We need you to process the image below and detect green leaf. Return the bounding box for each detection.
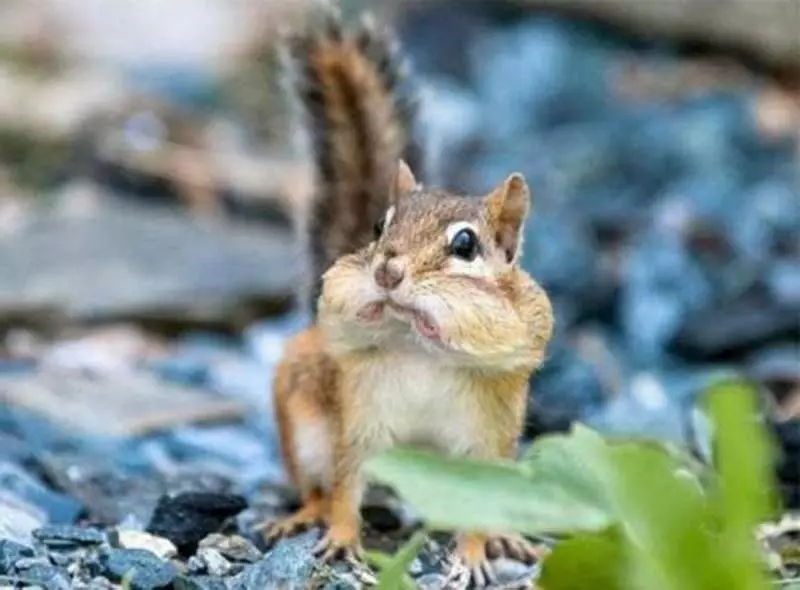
[364,446,611,536]
[365,550,395,572]
[603,440,719,590]
[375,531,427,590]
[538,527,627,590]
[706,379,777,590]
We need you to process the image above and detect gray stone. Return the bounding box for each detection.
[33,525,106,548]
[197,548,231,577]
[14,556,53,570]
[0,538,35,574]
[187,555,205,574]
[198,534,261,564]
[492,557,540,586]
[99,548,177,590]
[10,563,71,590]
[0,462,83,525]
[173,575,228,590]
[0,490,47,545]
[228,530,320,590]
[87,577,115,590]
[0,201,299,322]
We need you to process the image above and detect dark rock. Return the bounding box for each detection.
[773,420,800,509]
[99,548,177,590]
[671,291,799,360]
[146,492,247,555]
[174,575,228,590]
[10,563,70,590]
[0,538,34,574]
[229,530,319,590]
[748,344,800,407]
[526,337,607,437]
[33,525,106,548]
[361,485,419,534]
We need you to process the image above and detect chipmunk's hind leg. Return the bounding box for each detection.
[265,328,337,548]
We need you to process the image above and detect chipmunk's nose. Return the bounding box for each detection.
[374,256,405,290]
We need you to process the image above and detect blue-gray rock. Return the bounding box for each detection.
[174,575,228,590]
[622,232,713,365]
[33,451,165,527]
[13,556,52,570]
[33,525,106,548]
[229,530,319,590]
[0,538,34,574]
[9,563,70,590]
[0,461,84,525]
[99,548,177,590]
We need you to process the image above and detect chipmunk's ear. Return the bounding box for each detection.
[389,159,418,205]
[485,172,530,264]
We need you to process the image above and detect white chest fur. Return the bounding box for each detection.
[345,352,484,457]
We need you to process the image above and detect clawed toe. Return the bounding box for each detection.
[313,533,364,566]
[456,534,545,588]
[262,517,325,550]
[467,561,498,588]
[485,535,540,566]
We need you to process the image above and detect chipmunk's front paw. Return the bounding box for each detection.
[313,526,364,566]
[262,512,325,550]
[455,533,545,588]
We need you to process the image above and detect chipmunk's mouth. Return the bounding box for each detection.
[355,300,441,342]
[386,301,441,341]
[356,301,385,323]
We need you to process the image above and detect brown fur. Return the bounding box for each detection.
[280,6,423,315]
[269,8,555,586]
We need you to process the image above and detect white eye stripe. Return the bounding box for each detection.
[445,221,479,245]
[384,206,396,228]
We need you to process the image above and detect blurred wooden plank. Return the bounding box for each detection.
[397,0,800,74]
[0,370,248,437]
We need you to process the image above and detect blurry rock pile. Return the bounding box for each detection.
[0,0,798,588]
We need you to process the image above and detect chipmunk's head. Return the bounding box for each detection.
[320,160,552,369]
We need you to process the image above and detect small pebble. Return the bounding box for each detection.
[112,529,177,560]
[198,534,261,563]
[197,547,231,577]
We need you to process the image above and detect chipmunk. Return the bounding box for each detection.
[266,6,554,587]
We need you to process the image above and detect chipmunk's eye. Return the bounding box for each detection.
[449,228,480,261]
[373,218,385,240]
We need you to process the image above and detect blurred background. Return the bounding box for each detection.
[0,0,798,573]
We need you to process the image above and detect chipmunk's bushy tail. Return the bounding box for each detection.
[280,4,424,316]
